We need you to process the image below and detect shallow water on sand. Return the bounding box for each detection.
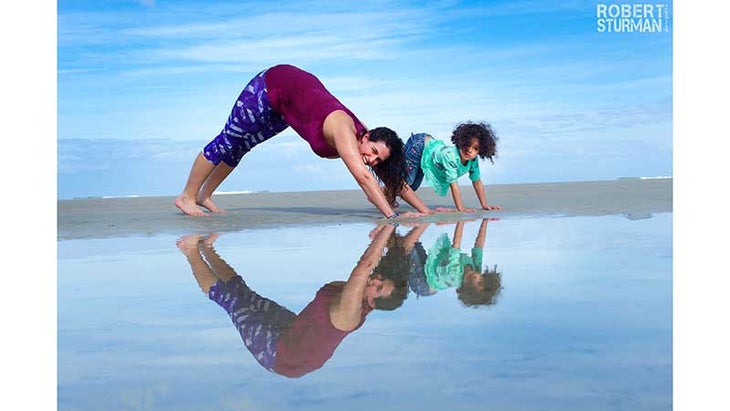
[58,213,672,411]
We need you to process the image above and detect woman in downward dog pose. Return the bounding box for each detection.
[176,225,405,378]
[175,64,430,219]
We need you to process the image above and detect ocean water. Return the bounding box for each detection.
[57,214,672,411]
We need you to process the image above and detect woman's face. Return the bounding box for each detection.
[366,274,394,299]
[359,134,391,167]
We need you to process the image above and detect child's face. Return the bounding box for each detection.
[464,271,484,289]
[459,138,480,163]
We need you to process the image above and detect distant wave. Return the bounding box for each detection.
[216,190,254,195]
[67,190,261,200]
[619,176,672,180]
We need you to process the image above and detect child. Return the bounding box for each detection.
[408,219,503,307]
[401,121,501,212]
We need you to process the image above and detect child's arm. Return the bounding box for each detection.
[474,218,488,248]
[472,179,501,210]
[450,182,477,212]
[402,223,430,253]
[452,221,466,249]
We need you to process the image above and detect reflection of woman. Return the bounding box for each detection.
[176,224,403,378]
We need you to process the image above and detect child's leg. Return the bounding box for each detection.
[404,133,427,190]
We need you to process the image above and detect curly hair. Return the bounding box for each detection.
[450,121,498,164]
[456,265,503,308]
[367,127,407,202]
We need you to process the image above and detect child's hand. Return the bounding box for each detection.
[482,205,502,210]
[458,207,477,212]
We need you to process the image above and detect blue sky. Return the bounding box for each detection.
[56,0,673,198]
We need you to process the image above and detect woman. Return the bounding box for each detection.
[176,225,405,377]
[175,64,431,218]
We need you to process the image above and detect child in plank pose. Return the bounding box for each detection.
[407,219,503,308]
[400,121,501,212]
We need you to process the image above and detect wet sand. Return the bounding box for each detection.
[57,178,672,240]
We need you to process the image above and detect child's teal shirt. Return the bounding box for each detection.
[421,139,481,196]
[424,233,484,292]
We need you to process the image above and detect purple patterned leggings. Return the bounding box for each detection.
[208,275,296,371]
[203,69,290,167]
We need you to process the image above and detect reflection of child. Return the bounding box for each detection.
[402,121,501,212]
[408,219,502,307]
[177,226,405,378]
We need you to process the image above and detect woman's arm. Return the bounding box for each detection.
[327,112,401,218]
[329,224,396,331]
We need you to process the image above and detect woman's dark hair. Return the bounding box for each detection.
[372,232,410,311]
[367,127,407,202]
[451,121,498,164]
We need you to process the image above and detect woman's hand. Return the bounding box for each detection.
[482,204,502,210]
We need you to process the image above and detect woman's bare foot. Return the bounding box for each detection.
[176,234,203,255]
[197,196,226,213]
[201,232,220,248]
[175,195,208,216]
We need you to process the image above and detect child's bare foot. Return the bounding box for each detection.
[175,195,208,216]
[176,234,203,255]
[197,196,226,213]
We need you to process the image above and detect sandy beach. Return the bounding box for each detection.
[57,178,672,240]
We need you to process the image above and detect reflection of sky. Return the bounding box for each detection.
[58,215,672,411]
[57,1,672,199]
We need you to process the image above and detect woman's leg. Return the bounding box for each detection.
[191,233,296,372]
[176,233,220,294]
[175,152,218,216]
[196,162,235,213]
[193,69,289,214]
[209,274,296,372]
